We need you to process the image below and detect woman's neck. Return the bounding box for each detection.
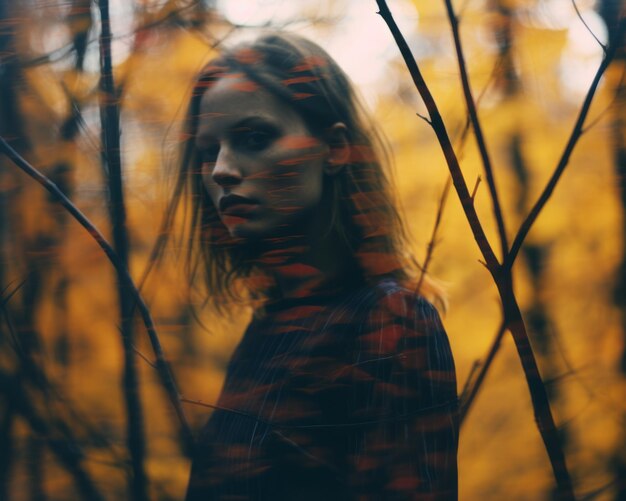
[249,211,360,300]
[248,183,364,300]
[251,234,352,300]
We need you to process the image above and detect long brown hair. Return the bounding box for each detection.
[169,32,443,311]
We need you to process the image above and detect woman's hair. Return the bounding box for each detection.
[169,31,444,311]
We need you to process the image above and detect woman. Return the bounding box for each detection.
[179,32,458,500]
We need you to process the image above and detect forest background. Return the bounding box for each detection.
[0,0,625,499]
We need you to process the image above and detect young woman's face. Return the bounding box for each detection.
[196,75,330,241]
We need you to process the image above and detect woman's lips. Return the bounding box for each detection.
[220,203,259,225]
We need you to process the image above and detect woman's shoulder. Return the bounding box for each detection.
[348,278,449,359]
[353,278,443,325]
[342,278,457,411]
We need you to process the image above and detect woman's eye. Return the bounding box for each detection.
[235,129,275,152]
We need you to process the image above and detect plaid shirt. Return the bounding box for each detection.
[186,280,458,500]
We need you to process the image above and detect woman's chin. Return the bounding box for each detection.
[226,225,254,240]
[225,219,270,241]
[225,218,306,244]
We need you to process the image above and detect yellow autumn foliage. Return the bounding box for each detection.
[1,1,624,500]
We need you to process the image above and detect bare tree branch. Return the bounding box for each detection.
[97,0,148,497]
[459,320,506,423]
[443,0,509,260]
[375,0,500,273]
[571,0,606,51]
[506,18,626,269]
[0,135,194,454]
[0,371,106,501]
[376,2,577,498]
[415,177,451,295]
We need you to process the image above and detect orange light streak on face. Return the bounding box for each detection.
[276,136,321,150]
[276,152,325,166]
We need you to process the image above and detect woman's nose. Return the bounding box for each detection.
[211,150,243,188]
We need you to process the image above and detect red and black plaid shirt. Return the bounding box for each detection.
[186,279,458,500]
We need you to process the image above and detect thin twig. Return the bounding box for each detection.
[133,345,157,369]
[377,2,576,497]
[459,359,481,402]
[470,175,481,201]
[0,135,194,452]
[582,65,626,134]
[416,111,432,125]
[506,18,626,269]
[459,320,506,423]
[443,0,509,260]
[1,294,128,464]
[0,279,26,308]
[181,397,267,422]
[415,177,451,295]
[454,49,508,155]
[98,0,148,497]
[0,371,106,501]
[22,0,207,69]
[571,0,606,52]
[376,0,500,272]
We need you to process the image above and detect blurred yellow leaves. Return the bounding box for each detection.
[2,1,624,500]
[121,27,215,127]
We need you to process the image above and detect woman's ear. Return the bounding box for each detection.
[324,122,350,176]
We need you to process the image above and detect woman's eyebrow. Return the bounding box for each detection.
[196,115,278,147]
[201,114,275,132]
[228,116,278,131]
